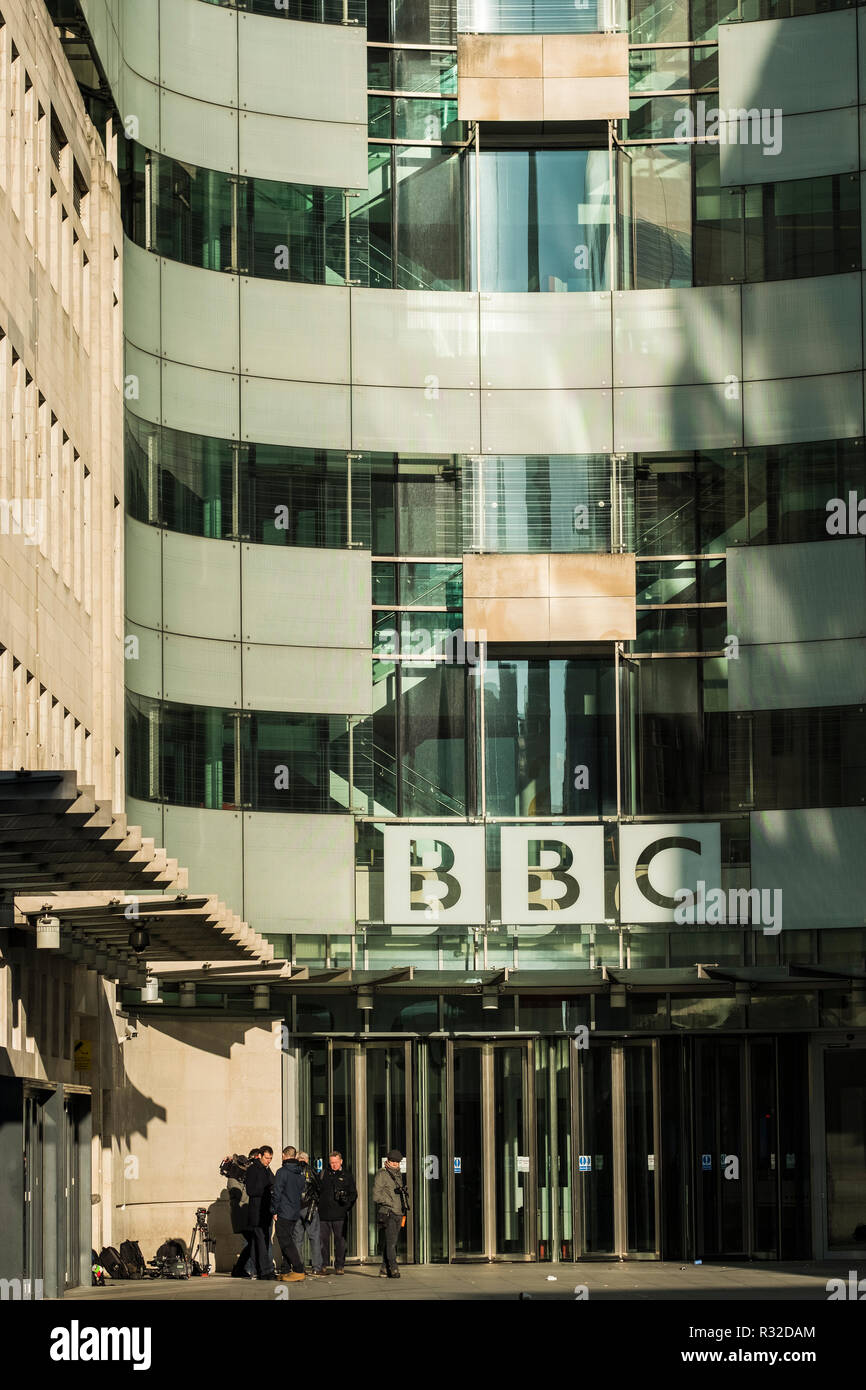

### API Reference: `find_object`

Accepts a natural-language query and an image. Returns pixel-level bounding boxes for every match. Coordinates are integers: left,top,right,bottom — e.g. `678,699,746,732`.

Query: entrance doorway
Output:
812,1037,866,1259
446,1041,535,1261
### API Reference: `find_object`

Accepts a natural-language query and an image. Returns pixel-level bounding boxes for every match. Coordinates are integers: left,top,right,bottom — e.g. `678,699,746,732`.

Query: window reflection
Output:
484,658,616,816
471,149,611,293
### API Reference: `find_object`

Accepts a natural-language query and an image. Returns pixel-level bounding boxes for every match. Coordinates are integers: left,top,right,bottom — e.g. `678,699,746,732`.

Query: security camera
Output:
120,1023,138,1043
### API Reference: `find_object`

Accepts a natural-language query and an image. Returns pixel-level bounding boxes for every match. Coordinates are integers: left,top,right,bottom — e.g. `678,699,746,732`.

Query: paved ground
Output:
64,1260,859,1302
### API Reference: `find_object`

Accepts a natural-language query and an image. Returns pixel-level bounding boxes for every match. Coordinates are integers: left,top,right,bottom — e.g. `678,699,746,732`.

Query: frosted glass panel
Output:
163,532,241,639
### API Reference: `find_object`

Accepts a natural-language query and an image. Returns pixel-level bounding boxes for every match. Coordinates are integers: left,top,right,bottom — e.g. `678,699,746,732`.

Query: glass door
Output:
366,1043,414,1264
694,1040,747,1258
447,1041,534,1260
821,1043,866,1258
574,1041,660,1258
63,1096,81,1290
23,1090,45,1298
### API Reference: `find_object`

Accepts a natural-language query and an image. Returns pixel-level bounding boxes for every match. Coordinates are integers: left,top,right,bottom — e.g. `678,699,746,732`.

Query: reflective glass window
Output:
729,708,866,811
629,144,692,290
353,663,468,817
244,446,350,548
629,47,691,93
246,178,345,283
624,95,692,141
632,607,726,653
393,50,457,95
694,145,745,285
484,658,616,817
241,712,351,813
471,149,611,292
400,662,467,816
153,156,236,271
126,695,238,809
464,455,614,553
371,455,463,556
353,148,393,289
394,0,455,43
393,97,462,143
745,174,860,283
634,450,746,554
126,696,356,813
747,439,866,546
635,558,726,605
456,0,603,32
630,0,687,43
395,146,465,291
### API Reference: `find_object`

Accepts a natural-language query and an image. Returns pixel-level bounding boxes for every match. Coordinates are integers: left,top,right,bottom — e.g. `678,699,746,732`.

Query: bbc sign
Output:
383,823,721,926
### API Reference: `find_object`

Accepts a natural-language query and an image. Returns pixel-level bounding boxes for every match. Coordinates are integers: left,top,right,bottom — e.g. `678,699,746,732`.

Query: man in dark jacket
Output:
318,1150,357,1275
271,1145,307,1282
372,1149,409,1280
243,1144,277,1279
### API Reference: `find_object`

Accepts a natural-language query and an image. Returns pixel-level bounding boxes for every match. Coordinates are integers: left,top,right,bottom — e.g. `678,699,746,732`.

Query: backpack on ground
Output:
119,1239,146,1278
98,1246,129,1280
156,1239,186,1262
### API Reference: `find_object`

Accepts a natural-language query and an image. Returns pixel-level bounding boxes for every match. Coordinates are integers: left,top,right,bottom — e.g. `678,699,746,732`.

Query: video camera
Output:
220,1152,254,1183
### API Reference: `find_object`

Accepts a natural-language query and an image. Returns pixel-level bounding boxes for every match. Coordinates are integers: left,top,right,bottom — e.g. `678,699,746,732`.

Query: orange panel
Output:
549,596,636,641
549,553,636,599
543,75,629,121
457,34,543,79
464,597,549,642
457,76,543,123
462,553,549,599
541,34,629,79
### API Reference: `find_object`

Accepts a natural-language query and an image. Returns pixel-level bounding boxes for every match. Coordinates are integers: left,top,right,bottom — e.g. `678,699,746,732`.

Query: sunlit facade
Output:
34,0,866,1267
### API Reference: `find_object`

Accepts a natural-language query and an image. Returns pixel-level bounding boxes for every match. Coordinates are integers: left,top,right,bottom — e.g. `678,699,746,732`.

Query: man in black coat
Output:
318,1150,358,1274
272,1145,308,1282
243,1145,277,1279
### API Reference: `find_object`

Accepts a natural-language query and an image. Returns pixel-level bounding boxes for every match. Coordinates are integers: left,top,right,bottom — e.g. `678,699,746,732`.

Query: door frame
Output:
445,1038,537,1262
810,1032,866,1261
359,1039,415,1264
571,1038,662,1260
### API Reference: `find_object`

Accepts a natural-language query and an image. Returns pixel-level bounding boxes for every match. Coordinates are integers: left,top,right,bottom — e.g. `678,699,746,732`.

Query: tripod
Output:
189,1208,215,1276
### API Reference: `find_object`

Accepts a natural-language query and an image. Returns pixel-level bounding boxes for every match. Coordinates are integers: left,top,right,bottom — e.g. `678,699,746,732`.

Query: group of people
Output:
225,1145,410,1282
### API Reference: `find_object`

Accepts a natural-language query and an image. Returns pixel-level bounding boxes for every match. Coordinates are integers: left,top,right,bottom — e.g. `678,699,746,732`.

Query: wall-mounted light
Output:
252,985,270,1011
141,976,161,1004
357,987,374,1011
36,914,60,949
128,925,150,953
482,986,499,1011
609,984,627,1009
180,981,196,1008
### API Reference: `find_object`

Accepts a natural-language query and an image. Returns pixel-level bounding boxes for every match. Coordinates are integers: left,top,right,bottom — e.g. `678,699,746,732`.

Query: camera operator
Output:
372,1149,410,1281
318,1150,357,1275
222,1149,258,1279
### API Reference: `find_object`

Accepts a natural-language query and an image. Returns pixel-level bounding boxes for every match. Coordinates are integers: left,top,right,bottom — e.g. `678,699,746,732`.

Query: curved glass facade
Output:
127,694,356,813
128,422,865,558
120,139,860,291
128,683,866,817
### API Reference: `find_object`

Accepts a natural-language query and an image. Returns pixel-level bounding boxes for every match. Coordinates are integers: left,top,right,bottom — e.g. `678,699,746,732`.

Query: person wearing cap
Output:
372,1149,409,1280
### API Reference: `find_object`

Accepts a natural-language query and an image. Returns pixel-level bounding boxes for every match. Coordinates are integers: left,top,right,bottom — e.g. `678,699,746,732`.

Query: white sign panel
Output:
500,826,605,926
619,822,722,924
383,825,485,925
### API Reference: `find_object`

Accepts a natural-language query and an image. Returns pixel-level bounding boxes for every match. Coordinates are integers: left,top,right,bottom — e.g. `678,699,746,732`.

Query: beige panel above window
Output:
457,33,628,121
463,552,636,641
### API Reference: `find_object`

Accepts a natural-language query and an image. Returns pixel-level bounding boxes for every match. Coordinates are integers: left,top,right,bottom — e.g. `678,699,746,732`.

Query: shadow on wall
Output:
207,1190,248,1273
